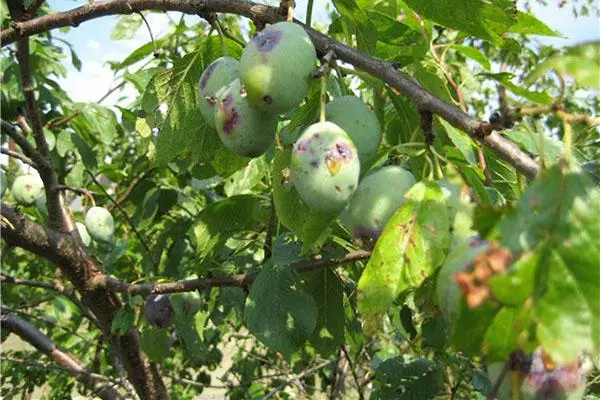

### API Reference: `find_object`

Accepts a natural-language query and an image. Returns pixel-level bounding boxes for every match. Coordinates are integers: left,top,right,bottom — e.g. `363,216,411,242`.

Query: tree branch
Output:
0,204,168,400
0,147,38,168
1,118,46,167
0,308,122,400
0,0,540,179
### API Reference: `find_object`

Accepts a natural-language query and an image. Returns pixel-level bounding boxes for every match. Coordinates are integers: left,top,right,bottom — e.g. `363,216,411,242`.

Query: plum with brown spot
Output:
240,21,317,114
198,56,239,129
291,121,360,214
214,79,278,158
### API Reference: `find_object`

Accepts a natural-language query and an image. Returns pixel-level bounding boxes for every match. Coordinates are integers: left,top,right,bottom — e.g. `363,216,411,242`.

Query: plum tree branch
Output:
95,250,371,295
0,148,38,168
0,118,46,168
0,307,122,400
0,0,540,179
0,204,168,400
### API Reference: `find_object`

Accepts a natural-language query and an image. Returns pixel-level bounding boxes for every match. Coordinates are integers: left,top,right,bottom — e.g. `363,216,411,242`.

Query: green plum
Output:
84,206,115,243
340,166,415,245
198,56,239,129
214,79,278,157
291,121,360,214
240,21,317,114
11,175,44,205
326,96,382,162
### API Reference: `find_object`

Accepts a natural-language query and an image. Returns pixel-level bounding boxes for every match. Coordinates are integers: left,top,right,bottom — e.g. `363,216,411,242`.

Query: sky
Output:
44,0,600,106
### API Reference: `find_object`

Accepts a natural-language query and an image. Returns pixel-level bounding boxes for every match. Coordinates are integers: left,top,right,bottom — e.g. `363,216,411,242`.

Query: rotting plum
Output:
214,79,278,157
326,96,381,162
11,175,44,206
340,166,415,245
240,21,317,114
291,121,360,214
84,206,115,243
198,56,239,129
145,294,174,328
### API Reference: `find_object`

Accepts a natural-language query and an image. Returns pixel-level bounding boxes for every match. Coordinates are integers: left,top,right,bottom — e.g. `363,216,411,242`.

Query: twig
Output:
137,12,158,57
263,196,276,259
341,345,364,400
55,184,97,197
430,43,466,112
0,118,46,167
46,112,78,129
0,0,540,178
111,168,154,209
97,81,126,104
306,0,314,27
84,167,157,271
96,250,371,295
477,147,492,186
1,148,38,168
262,360,335,400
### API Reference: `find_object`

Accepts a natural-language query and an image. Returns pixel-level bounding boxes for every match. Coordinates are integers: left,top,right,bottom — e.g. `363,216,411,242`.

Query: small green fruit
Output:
326,96,382,162
85,206,115,243
76,222,91,247
291,121,360,214
340,166,415,244
240,21,317,114
198,56,239,129
12,175,44,205
214,79,278,157
0,170,7,198
170,292,202,316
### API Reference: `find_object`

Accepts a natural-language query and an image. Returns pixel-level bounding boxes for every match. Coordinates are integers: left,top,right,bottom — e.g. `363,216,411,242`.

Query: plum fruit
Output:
240,21,317,114
11,175,44,205
0,170,7,198
76,222,91,247
144,294,174,328
84,206,115,243
340,166,415,244
291,121,360,214
214,79,278,157
325,96,382,162
198,56,239,129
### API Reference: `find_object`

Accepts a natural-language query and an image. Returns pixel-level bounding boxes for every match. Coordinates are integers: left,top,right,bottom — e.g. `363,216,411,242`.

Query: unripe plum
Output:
76,222,91,247
145,294,174,328
325,96,381,162
11,175,44,205
214,79,278,157
84,206,115,243
291,121,360,214
240,21,317,114
0,170,7,197
340,166,415,244
198,56,239,129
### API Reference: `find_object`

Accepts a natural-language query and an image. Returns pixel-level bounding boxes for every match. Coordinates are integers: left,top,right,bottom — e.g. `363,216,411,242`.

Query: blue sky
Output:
47,0,600,104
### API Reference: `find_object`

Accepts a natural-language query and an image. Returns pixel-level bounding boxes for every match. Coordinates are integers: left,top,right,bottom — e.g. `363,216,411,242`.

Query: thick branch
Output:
0,0,540,179
0,308,121,400
95,250,371,296
0,204,168,400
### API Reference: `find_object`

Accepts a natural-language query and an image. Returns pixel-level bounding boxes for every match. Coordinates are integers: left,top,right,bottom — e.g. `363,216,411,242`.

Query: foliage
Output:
1,0,599,398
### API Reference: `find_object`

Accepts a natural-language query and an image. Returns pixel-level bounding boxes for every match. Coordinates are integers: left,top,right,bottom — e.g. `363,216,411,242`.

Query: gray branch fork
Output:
0,0,540,179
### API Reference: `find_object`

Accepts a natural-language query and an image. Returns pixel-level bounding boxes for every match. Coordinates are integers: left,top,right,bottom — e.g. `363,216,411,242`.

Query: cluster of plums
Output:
199,21,416,245
2,171,115,245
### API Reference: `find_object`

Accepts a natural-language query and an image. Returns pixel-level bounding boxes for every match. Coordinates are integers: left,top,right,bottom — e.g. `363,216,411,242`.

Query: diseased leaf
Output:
357,181,450,330
372,357,444,400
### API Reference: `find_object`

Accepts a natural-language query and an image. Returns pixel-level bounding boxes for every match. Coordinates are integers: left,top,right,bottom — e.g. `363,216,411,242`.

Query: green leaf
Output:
70,132,97,168
111,306,135,335
332,0,377,55
552,42,600,89
224,156,268,197
244,262,318,357
71,103,119,144
453,45,491,70
498,166,600,362
502,129,563,165
173,313,204,360
303,267,344,356
193,195,264,258
357,181,450,330
140,328,171,363
482,307,519,363
372,357,444,400
451,300,499,355
404,0,517,44
272,149,336,254
55,130,74,157
482,72,553,105
440,120,477,167
111,14,143,40
507,11,560,37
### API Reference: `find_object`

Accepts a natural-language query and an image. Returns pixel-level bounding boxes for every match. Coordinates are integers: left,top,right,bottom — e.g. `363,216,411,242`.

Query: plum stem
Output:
320,73,327,122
